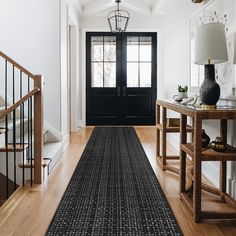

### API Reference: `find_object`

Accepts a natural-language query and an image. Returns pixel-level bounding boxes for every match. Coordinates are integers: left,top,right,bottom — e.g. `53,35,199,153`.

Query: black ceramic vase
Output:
199,65,220,105
202,129,210,148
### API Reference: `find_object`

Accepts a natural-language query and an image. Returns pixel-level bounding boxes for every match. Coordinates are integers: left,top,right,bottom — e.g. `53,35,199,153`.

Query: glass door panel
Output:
91,62,103,87
140,63,151,87
127,63,139,87
104,62,116,87
126,36,152,88
91,36,117,88
140,36,152,61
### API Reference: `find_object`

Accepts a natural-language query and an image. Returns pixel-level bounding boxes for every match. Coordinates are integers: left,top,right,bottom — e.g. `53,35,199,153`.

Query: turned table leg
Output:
220,119,227,194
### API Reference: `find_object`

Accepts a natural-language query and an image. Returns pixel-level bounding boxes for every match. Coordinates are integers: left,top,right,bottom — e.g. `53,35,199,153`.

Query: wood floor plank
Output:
0,126,235,235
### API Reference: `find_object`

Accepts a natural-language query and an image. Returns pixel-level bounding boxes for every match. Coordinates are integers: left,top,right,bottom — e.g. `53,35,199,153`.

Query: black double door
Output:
86,32,157,125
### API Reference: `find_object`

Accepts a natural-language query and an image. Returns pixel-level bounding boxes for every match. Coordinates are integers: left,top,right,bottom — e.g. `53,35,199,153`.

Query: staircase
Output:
0,51,63,207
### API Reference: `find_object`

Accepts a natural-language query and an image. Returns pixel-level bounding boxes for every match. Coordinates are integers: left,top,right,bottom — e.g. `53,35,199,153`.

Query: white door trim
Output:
67,6,79,132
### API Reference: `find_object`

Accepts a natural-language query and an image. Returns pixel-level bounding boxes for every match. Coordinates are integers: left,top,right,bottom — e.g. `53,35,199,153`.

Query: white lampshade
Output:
194,23,228,65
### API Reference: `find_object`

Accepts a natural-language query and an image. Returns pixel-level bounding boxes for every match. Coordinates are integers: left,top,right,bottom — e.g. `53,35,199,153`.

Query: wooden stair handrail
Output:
0,88,40,120
0,51,35,80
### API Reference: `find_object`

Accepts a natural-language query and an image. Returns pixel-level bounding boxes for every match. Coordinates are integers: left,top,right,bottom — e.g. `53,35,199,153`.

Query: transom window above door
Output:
91,36,116,88
127,36,152,88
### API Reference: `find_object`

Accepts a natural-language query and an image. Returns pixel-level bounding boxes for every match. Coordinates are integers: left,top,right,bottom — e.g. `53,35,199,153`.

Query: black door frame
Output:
86,32,157,125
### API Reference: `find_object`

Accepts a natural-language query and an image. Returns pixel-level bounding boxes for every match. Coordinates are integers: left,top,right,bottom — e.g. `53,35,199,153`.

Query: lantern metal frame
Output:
107,0,130,32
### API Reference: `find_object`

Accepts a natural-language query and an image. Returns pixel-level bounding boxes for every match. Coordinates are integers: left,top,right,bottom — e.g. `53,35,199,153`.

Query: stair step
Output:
0,143,29,152
18,158,50,168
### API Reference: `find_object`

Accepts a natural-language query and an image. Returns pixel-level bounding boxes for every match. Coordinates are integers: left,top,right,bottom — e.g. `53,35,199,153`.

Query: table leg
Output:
191,117,194,143
180,114,187,193
220,119,227,194
193,115,202,222
156,130,160,157
156,105,160,157
161,107,167,167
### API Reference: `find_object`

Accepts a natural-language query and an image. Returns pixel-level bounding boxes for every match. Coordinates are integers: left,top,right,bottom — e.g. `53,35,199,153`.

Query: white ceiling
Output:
77,0,165,16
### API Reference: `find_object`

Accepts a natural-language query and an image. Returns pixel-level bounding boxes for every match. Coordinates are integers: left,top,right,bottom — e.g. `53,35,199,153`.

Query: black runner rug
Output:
46,127,182,236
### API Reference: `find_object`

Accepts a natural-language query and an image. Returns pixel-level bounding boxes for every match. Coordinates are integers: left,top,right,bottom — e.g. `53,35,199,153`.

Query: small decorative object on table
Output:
173,85,188,102
210,137,226,152
201,129,210,148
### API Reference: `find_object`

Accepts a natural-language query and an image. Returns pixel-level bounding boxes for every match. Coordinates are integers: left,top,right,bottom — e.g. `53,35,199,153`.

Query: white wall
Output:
0,0,61,131
161,0,202,98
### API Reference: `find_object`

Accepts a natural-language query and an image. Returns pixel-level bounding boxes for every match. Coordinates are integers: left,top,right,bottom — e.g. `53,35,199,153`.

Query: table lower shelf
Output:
181,176,236,222
180,192,236,221
181,143,236,161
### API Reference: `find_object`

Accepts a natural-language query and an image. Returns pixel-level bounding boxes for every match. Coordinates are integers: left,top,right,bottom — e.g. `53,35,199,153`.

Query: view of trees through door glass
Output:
127,36,152,87
91,36,116,87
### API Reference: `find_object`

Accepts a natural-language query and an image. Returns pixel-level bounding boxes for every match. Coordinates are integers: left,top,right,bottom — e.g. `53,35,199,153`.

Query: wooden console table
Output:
156,99,236,222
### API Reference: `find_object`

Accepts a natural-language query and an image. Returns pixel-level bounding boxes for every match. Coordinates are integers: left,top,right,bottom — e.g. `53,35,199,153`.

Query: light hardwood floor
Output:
0,126,236,236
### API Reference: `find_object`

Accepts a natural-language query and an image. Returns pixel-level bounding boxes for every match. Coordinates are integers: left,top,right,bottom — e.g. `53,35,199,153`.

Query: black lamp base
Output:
199,64,220,106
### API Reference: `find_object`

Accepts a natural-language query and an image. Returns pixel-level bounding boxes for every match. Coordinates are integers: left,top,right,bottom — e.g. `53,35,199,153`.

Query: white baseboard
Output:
78,120,85,127
62,134,70,151
44,122,63,142
70,127,79,132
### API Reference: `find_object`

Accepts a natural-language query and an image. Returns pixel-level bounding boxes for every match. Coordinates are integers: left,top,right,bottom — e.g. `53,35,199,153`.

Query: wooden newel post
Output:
34,75,43,184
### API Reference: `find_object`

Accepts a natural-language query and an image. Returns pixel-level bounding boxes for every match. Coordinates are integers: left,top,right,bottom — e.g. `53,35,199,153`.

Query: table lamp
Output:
194,22,228,109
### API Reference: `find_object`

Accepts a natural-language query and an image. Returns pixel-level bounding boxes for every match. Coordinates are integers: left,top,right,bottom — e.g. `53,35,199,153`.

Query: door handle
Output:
117,86,120,97
123,86,126,97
